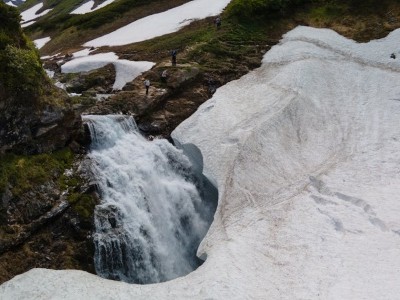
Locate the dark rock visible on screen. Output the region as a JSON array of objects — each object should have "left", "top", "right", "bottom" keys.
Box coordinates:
[
  {"left": 138, "top": 122, "right": 163, "bottom": 134},
  {"left": 60, "top": 64, "right": 116, "bottom": 94}
]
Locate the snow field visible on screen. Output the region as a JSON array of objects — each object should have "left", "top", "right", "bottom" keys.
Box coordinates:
[
  {"left": 20, "top": 2, "right": 52, "bottom": 26},
  {"left": 84, "top": 0, "right": 231, "bottom": 47},
  {"left": 70, "top": 0, "right": 115, "bottom": 15}
]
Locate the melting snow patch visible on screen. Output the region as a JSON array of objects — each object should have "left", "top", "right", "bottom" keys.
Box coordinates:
[
  {"left": 61, "top": 52, "right": 119, "bottom": 73},
  {"left": 45, "top": 69, "right": 55, "bottom": 78},
  {"left": 34, "top": 37, "right": 51, "bottom": 49},
  {"left": 61, "top": 52, "right": 154, "bottom": 90},
  {"left": 21, "top": 20, "right": 35, "bottom": 28},
  {"left": 70, "top": 0, "right": 115, "bottom": 14},
  {"left": 84, "top": 0, "right": 231, "bottom": 47},
  {"left": 72, "top": 48, "right": 95, "bottom": 58},
  {"left": 20, "top": 2, "right": 52, "bottom": 23}
]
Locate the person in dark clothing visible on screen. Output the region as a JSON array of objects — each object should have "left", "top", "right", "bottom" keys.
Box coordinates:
[
  {"left": 171, "top": 49, "right": 177, "bottom": 66},
  {"left": 215, "top": 16, "right": 221, "bottom": 29},
  {"left": 390, "top": 53, "right": 396, "bottom": 59},
  {"left": 144, "top": 79, "right": 150, "bottom": 95}
]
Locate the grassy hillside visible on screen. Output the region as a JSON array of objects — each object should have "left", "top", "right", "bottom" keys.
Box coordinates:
[
  {"left": 96, "top": 0, "right": 399, "bottom": 133},
  {"left": 23, "top": 0, "right": 191, "bottom": 53}
]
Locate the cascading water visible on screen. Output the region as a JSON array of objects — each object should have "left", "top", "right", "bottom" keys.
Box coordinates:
[{"left": 82, "top": 115, "right": 214, "bottom": 284}]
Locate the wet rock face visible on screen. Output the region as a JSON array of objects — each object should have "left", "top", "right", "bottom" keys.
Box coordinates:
[{"left": 0, "top": 98, "right": 84, "bottom": 155}]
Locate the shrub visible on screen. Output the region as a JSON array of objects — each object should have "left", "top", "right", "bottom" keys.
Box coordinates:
[
  {"left": 0, "top": 149, "right": 74, "bottom": 196},
  {"left": 0, "top": 45, "right": 45, "bottom": 104},
  {"left": 0, "top": 3, "right": 26, "bottom": 49},
  {"left": 226, "top": 0, "right": 311, "bottom": 19}
]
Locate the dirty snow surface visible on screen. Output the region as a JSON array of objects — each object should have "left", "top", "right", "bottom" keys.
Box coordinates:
[
  {"left": 84, "top": 0, "right": 231, "bottom": 47},
  {"left": 1, "top": 26, "right": 400, "bottom": 299}
]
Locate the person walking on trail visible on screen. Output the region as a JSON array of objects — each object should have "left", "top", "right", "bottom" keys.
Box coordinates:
[
  {"left": 215, "top": 16, "right": 221, "bottom": 29},
  {"left": 144, "top": 79, "right": 150, "bottom": 95},
  {"left": 161, "top": 69, "right": 168, "bottom": 82},
  {"left": 171, "top": 49, "right": 177, "bottom": 66}
]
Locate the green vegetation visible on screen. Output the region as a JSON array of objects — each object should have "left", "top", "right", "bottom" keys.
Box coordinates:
[
  {"left": 226, "top": 0, "right": 305, "bottom": 19},
  {"left": 27, "top": 0, "right": 179, "bottom": 33},
  {"left": 225, "top": 0, "right": 391, "bottom": 20},
  {"left": 0, "top": 149, "right": 74, "bottom": 196},
  {"left": 0, "top": 2, "right": 49, "bottom": 105},
  {"left": 1, "top": 45, "right": 45, "bottom": 103},
  {"left": 0, "top": 3, "right": 26, "bottom": 48},
  {"left": 0, "top": 149, "right": 95, "bottom": 220},
  {"left": 24, "top": 0, "right": 190, "bottom": 53},
  {"left": 67, "top": 193, "right": 96, "bottom": 221}
]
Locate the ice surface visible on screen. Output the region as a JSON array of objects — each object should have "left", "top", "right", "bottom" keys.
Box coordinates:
[
  {"left": 1, "top": 26, "right": 400, "bottom": 299},
  {"left": 70, "top": 0, "right": 115, "bottom": 15},
  {"left": 84, "top": 0, "right": 231, "bottom": 47},
  {"left": 61, "top": 52, "right": 155, "bottom": 90}
]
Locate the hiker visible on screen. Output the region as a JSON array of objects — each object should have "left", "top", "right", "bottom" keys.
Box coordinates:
[
  {"left": 161, "top": 69, "right": 168, "bottom": 82},
  {"left": 390, "top": 53, "right": 396, "bottom": 59},
  {"left": 171, "top": 49, "right": 177, "bottom": 66},
  {"left": 215, "top": 16, "right": 221, "bottom": 29},
  {"left": 144, "top": 79, "right": 150, "bottom": 95}
]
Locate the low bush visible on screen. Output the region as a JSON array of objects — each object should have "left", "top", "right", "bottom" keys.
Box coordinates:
[
  {"left": 0, "top": 149, "right": 74, "bottom": 196},
  {"left": 0, "top": 45, "right": 45, "bottom": 103},
  {"left": 226, "top": 0, "right": 311, "bottom": 20}
]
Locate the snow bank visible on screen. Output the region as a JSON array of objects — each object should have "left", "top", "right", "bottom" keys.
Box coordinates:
[
  {"left": 1, "top": 26, "right": 400, "bottom": 299},
  {"left": 61, "top": 52, "right": 155, "bottom": 90},
  {"left": 33, "top": 36, "right": 51, "bottom": 49},
  {"left": 70, "top": 0, "right": 115, "bottom": 15},
  {"left": 4, "top": 0, "right": 25, "bottom": 7},
  {"left": 20, "top": 2, "right": 52, "bottom": 23},
  {"left": 84, "top": 0, "right": 231, "bottom": 47}
]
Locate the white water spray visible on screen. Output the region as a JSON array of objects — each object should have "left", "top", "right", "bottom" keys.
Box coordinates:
[{"left": 82, "top": 115, "right": 211, "bottom": 284}]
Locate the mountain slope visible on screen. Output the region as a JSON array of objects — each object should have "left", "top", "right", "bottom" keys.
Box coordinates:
[{"left": 2, "top": 26, "right": 400, "bottom": 299}]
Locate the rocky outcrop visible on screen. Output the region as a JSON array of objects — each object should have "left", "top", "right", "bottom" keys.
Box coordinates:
[
  {"left": 0, "top": 156, "right": 98, "bottom": 284},
  {"left": 0, "top": 3, "right": 85, "bottom": 155},
  {"left": 56, "top": 63, "right": 116, "bottom": 95},
  {"left": 0, "top": 3, "right": 95, "bottom": 284},
  {"left": 0, "top": 98, "right": 85, "bottom": 155}
]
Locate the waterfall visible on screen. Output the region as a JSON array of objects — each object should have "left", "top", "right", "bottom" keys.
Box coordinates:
[{"left": 82, "top": 115, "right": 212, "bottom": 284}]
